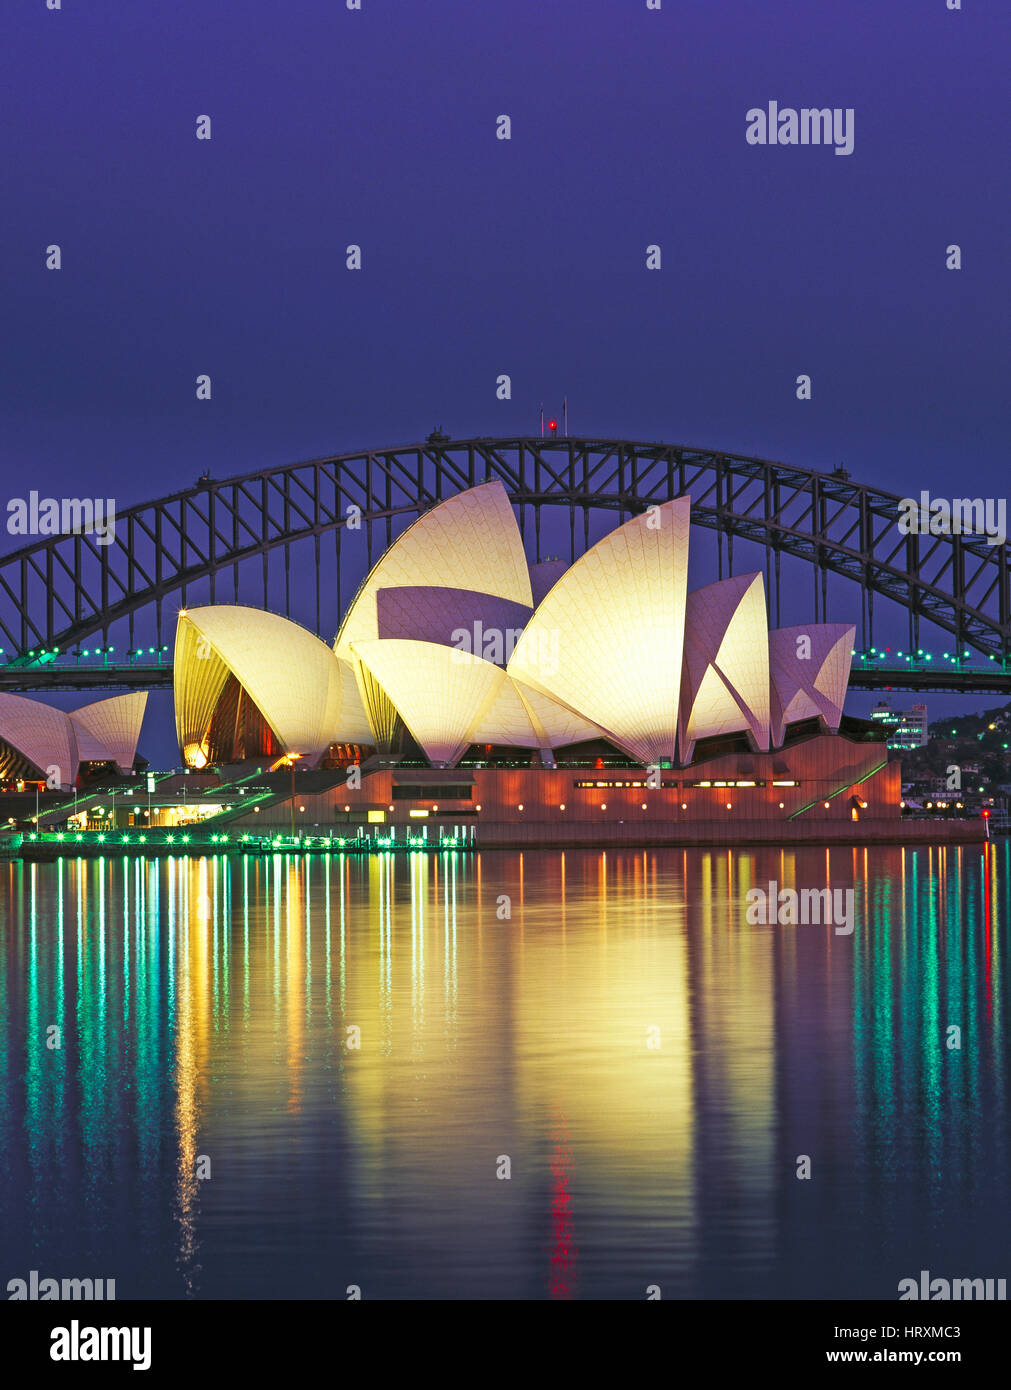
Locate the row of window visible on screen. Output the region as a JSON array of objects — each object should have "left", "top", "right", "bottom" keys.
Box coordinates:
[
  {"left": 388, "top": 779, "right": 804, "bottom": 802},
  {"left": 392, "top": 784, "right": 473, "bottom": 800},
  {"left": 572, "top": 779, "right": 801, "bottom": 789}
]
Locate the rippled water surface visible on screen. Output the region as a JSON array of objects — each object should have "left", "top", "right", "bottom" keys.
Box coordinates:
[{"left": 2, "top": 843, "right": 1009, "bottom": 1299}]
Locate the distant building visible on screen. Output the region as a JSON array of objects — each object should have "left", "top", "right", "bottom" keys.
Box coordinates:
[{"left": 871, "top": 700, "right": 929, "bottom": 750}]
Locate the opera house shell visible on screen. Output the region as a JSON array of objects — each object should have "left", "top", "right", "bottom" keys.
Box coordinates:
[
  {"left": 0, "top": 691, "right": 148, "bottom": 789},
  {"left": 174, "top": 481, "right": 855, "bottom": 773}
]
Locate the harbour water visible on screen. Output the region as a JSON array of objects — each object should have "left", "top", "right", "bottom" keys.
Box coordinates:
[{"left": 1, "top": 844, "right": 1008, "bottom": 1300}]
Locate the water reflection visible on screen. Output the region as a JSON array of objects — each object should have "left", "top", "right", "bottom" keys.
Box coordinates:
[{"left": 0, "top": 843, "right": 1008, "bottom": 1299}]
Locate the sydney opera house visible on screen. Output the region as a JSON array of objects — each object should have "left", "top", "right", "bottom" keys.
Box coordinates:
[
  {"left": 170, "top": 483, "right": 901, "bottom": 845},
  {"left": 0, "top": 692, "right": 147, "bottom": 790}
]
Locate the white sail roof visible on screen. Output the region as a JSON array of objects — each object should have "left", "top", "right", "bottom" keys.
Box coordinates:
[
  {"left": 769, "top": 624, "right": 855, "bottom": 744},
  {"left": 174, "top": 606, "right": 369, "bottom": 765},
  {"left": 508, "top": 498, "right": 691, "bottom": 766},
  {"left": 0, "top": 693, "right": 79, "bottom": 788},
  {"left": 70, "top": 692, "right": 148, "bottom": 772},
  {"left": 352, "top": 638, "right": 506, "bottom": 766},
  {"left": 678, "top": 573, "right": 771, "bottom": 762},
  {"left": 467, "top": 673, "right": 605, "bottom": 749},
  {"left": 335, "top": 481, "right": 532, "bottom": 661}
]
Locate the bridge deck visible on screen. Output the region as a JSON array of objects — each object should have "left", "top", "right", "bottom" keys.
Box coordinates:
[{"left": 1, "top": 662, "right": 1008, "bottom": 696}]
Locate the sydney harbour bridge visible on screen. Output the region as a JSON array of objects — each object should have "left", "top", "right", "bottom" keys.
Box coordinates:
[{"left": 1, "top": 435, "right": 1008, "bottom": 696}]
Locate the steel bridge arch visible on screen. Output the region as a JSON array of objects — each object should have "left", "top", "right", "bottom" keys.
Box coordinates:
[{"left": 1, "top": 436, "right": 1008, "bottom": 660}]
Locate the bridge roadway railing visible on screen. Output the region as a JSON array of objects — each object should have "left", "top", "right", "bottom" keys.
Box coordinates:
[{"left": 3, "top": 657, "right": 1011, "bottom": 696}]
